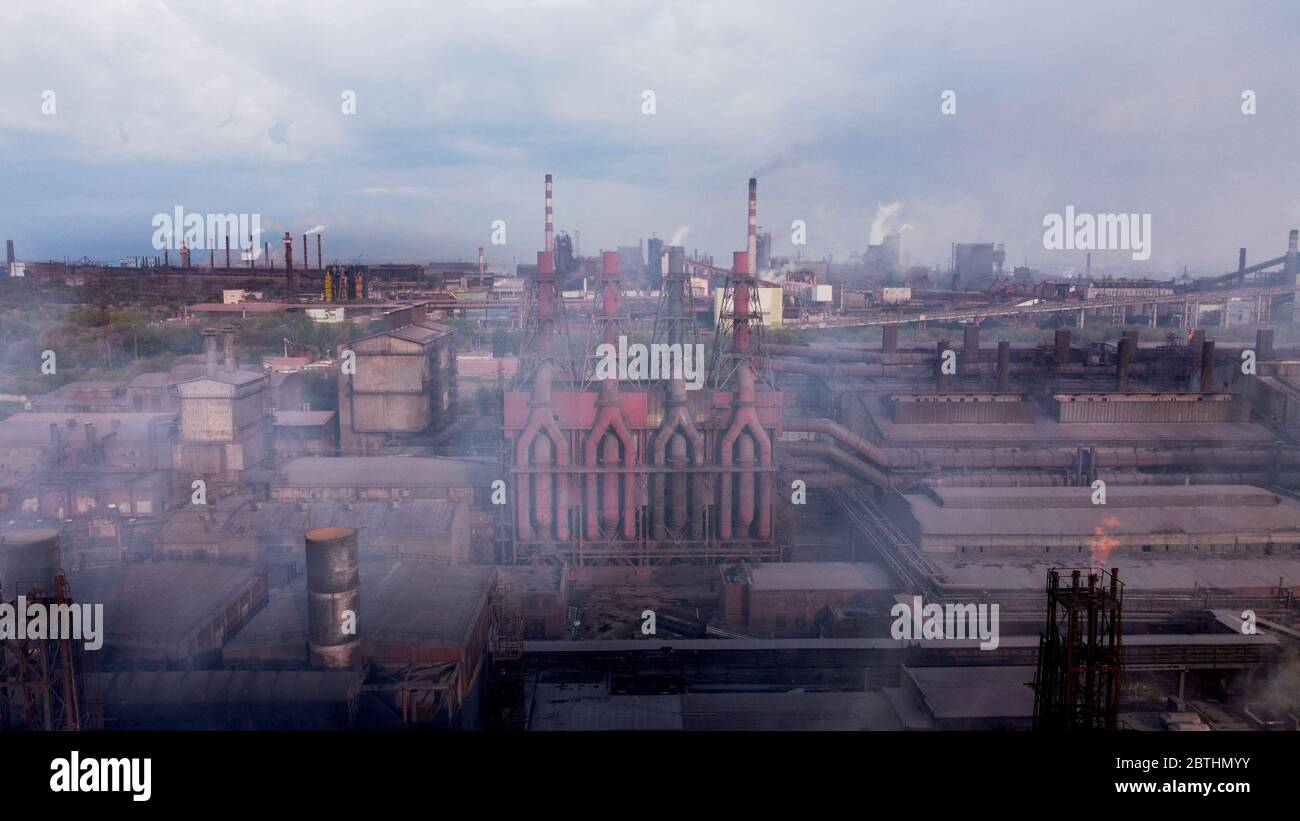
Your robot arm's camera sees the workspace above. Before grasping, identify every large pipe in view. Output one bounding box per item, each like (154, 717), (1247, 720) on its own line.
(1, 528), (61, 597)
(1200, 339), (1216, 392)
(651, 379), (705, 540)
(996, 340), (1011, 392)
(785, 441), (891, 488)
(305, 527), (361, 670)
(515, 363), (570, 541)
(717, 366), (772, 539)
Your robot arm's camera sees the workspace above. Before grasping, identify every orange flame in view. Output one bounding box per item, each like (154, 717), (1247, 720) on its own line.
(1089, 516), (1122, 568)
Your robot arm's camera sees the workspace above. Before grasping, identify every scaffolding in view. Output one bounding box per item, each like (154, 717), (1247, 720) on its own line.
(487, 584), (526, 730)
(0, 574), (102, 731)
(1032, 567), (1124, 731)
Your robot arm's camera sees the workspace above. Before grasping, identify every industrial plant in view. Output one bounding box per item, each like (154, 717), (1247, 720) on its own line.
(1, 169), (1298, 735)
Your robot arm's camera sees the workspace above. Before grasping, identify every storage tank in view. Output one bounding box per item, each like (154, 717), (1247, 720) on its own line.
(305, 527), (361, 670)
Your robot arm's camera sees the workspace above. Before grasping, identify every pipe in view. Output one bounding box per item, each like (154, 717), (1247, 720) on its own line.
(515, 363), (570, 541)
(651, 379), (705, 540)
(534, 435), (554, 530)
(784, 417), (890, 466)
(583, 379), (637, 540)
(669, 433), (689, 531)
(785, 442), (892, 487)
(748, 177), (758, 278)
(718, 366), (772, 539)
(996, 340), (1011, 391)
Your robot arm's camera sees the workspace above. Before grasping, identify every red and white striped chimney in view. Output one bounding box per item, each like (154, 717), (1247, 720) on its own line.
(478, 246), (485, 277)
(747, 177), (758, 278)
(545, 173), (554, 254)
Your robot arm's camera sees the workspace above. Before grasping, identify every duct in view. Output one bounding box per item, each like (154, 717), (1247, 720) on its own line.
(202, 328), (220, 376)
(651, 379), (705, 540)
(583, 379), (637, 540)
(534, 436), (554, 531)
(305, 527), (361, 670)
(784, 417), (889, 466)
(1092, 447), (1299, 469)
(1, 528), (61, 597)
(717, 366), (773, 540)
(785, 441), (891, 488)
(736, 435), (756, 531)
(798, 472), (859, 489)
(514, 363), (570, 541)
(996, 340), (1011, 391)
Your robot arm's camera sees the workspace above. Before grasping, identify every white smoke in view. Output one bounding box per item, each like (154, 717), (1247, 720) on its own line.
(304, 225), (326, 235)
(669, 225), (690, 246)
(869, 202), (905, 245)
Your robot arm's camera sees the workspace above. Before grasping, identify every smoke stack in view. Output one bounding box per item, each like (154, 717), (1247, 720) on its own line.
(478, 246), (485, 277)
(936, 339), (951, 392)
(5, 239), (13, 266)
(225, 235), (231, 270)
(305, 527), (361, 670)
(748, 178), (758, 277)
(881, 325), (898, 354)
(545, 174), (554, 254)
(1086, 252), (1091, 277)
(1054, 329), (1071, 368)
(302, 234), (308, 274)
(1, 528), (61, 597)
(283, 232), (294, 272)
(1116, 336), (1134, 392)
(1200, 339), (1216, 392)
(202, 328), (220, 376)
(317, 233), (323, 272)
(1256, 328), (1274, 361)
(996, 340), (1011, 392)
(221, 325), (237, 372)
(1287, 229), (1298, 281)
(1238, 247), (1247, 275)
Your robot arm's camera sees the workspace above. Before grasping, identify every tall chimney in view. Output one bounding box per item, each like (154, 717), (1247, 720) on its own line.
(317, 233), (323, 272)
(5, 239), (14, 266)
(936, 339), (951, 392)
(748, 177), (758, 277)
(1238, 247), (1247, 276)
(1286, 229), (1298, 282)
(1116, 336), (1134, 392)
(305, 527), (361, 670)
(478, 246), (485, 278)
(225, 235), (231, 270)
(302, 234), (308, 275)
(1200, 339), (1216, 392)
(545, 174), (554, 254)
(221, 325), (237, 372)
(996, 340), (1011, 392)
(283, 232), (294, 271)
(1256, 328), (1274, 361)
(881, 325), (898, 354)
(202, 328), (220, 376)
(1054, 328), (1071, 368)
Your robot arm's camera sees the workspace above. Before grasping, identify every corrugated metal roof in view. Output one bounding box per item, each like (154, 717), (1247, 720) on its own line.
(278, 456), (497, 487)
(219, 498), (462, 540)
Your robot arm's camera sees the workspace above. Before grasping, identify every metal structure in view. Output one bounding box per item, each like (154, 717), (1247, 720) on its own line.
(487, 583), (525, 730)
(1033, 567), (1124, 731)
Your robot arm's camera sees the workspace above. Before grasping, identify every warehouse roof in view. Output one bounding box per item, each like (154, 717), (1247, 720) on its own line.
(928, 555), (1300, 592)
(0, 411), (176, 444)
(219, 498), (464, 541)
(726, 561), (898, 591)
(277, 455), (497, 487)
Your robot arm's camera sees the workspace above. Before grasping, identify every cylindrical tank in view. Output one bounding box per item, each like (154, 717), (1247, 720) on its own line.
(304, 527), (361, 670)
(1, 528), (61, 597)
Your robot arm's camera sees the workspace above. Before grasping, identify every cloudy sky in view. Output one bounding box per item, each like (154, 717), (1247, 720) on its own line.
(1, 0), (1297, 275)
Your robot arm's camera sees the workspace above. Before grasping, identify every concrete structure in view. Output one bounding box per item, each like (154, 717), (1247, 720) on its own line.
(173, 328), (272, 483)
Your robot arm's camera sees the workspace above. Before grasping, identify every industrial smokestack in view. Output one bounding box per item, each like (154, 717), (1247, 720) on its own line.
(5, 239), (13, 266)
(1256, 328), (1274, 361)
(882, 325), (898, 354)
(478, 246), (485, 278)
(1, 528), (61, 597)
(302, 234), (308, 275)
(1287, 229), (1298, 281)
(936, 339), (951, 392)
(221, 325), (237, 372)
(545, 174), (554, 254)
(317, 233), (323, 272)
(305, 527), (361, 670)
(996, 340), (1011, 392)
(202, 328), (220, 376)
(1200, 339), (1216, 392)
(1054, 329), (1071, 368)
(225, 235), (231, 270)
(1238, 247), (1247, 275)
(283, 232), (294, 272)
(1116, 336), (1134, 392)
(748, 177), (758, 277)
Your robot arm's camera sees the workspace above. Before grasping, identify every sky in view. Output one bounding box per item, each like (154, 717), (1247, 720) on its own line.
(1, 0), (1297, 276)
